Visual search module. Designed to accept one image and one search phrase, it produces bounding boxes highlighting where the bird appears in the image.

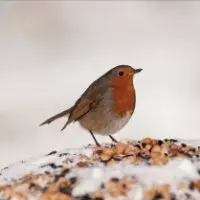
[40,65,142,146]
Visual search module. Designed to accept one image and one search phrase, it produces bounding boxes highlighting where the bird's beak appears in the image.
[135,68,143,74]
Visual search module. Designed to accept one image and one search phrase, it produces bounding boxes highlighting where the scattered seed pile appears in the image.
[1,138,200,200]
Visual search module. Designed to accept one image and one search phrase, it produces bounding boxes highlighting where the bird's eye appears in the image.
[118,71,124,76]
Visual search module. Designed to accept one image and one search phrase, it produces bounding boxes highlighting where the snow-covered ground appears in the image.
[1,138,200,200]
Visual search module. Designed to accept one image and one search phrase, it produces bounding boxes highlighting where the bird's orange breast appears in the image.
[109,77,136,117]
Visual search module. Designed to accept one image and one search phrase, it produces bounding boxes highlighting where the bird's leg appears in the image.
[89,130,101,146]
[109,135,118,143]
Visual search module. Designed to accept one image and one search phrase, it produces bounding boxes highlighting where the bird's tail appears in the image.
[40,107,73,126]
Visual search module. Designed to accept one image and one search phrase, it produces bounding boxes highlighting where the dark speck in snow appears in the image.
[110,177,119,182]
[47,150,57,156]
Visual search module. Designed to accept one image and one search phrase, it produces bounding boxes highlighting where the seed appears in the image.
[142,138,152,145]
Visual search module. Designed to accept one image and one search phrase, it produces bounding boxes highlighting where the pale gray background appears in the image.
[0,1,199,168]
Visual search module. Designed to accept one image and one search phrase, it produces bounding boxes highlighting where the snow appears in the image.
[1,139,200,199]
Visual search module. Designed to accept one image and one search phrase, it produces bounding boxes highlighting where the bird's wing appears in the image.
[60,84,107,131]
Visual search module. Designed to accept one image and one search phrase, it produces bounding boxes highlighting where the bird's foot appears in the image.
[109,135,118,143]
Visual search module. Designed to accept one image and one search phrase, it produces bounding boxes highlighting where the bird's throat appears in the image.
[111,81,136,117]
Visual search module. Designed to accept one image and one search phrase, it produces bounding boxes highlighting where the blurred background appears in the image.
[0,1,199,168]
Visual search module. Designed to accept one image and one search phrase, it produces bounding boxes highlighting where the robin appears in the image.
[40,65,142,146]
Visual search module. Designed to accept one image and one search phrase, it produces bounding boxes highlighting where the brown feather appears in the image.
[60,85,107,131]
[40,107,73,126]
